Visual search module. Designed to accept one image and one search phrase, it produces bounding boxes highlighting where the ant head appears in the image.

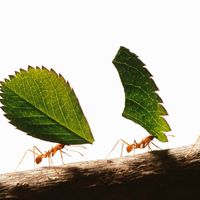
[57,144,65,149]
[147,135,154,141]
[52,144,65,156]
[126,145,134,153]
[35,156,42,164]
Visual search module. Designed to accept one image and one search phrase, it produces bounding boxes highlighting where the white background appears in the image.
[0,0,200,174]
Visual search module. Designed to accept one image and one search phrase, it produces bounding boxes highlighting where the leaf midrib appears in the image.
[113,60,149,79]
[125,97,164,129]
[4,84,79,137]
[42,71,87,141]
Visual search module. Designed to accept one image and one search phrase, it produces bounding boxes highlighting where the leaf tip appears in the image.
[42,66,48,71]
[4,78,10,83]
[19,68,27,74]
[157,133,168,142]
[8,75,15,80]
[59,73,68,84]
[50,68,58,77]
[28,65,34,70]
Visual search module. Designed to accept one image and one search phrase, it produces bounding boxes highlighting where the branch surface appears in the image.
[0,144,200,200]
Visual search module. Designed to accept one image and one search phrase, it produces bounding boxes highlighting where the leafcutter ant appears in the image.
[106,135,161,159]
[16,143,86,170]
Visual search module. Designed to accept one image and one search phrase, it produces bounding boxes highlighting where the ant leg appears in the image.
[69,145,87,150]
[62,148,72,157]
[64,146,84,157]
[46,155,60,175]
[47,156,51,167]
[64,146,86,156]
[33,147,36,169]
[106,139,130,159]
[48,155,54,167]
[186,135,200,157]
[120,142,124,157]
[15,149,40,171]
[134,148,135,157]
[33,146,43,154]
[147,144,152,151]
[150,142,161,150]
[59,150,64,164]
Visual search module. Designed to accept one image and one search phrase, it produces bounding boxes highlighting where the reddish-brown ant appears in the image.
[16,143,85,170]
[35,143,66,165]
[107,135,161,158]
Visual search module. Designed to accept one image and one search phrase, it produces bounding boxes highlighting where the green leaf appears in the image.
[0,66,94,145]
[112,46,171,142]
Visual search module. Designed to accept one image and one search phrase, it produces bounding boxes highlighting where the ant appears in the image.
[35,143,66,165]
[107,135,161,159]
[16,143,85,170]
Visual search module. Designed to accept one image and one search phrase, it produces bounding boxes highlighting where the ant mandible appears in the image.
[107,135,161,158]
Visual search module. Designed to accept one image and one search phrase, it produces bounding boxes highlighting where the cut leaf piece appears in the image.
[0,66,94,145]
[112,46,171,142]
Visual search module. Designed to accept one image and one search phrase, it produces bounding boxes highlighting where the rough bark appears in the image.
[0,144,200,200]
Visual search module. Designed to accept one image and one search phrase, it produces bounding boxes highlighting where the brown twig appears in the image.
[0,144,200,200]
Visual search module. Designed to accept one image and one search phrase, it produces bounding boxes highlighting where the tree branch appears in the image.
[0,144,200,200]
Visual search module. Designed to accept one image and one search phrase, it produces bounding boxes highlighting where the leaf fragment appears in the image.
[113,46,171,142]
[0,67,94,144]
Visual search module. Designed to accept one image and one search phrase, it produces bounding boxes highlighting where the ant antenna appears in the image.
[64,146,84,157]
